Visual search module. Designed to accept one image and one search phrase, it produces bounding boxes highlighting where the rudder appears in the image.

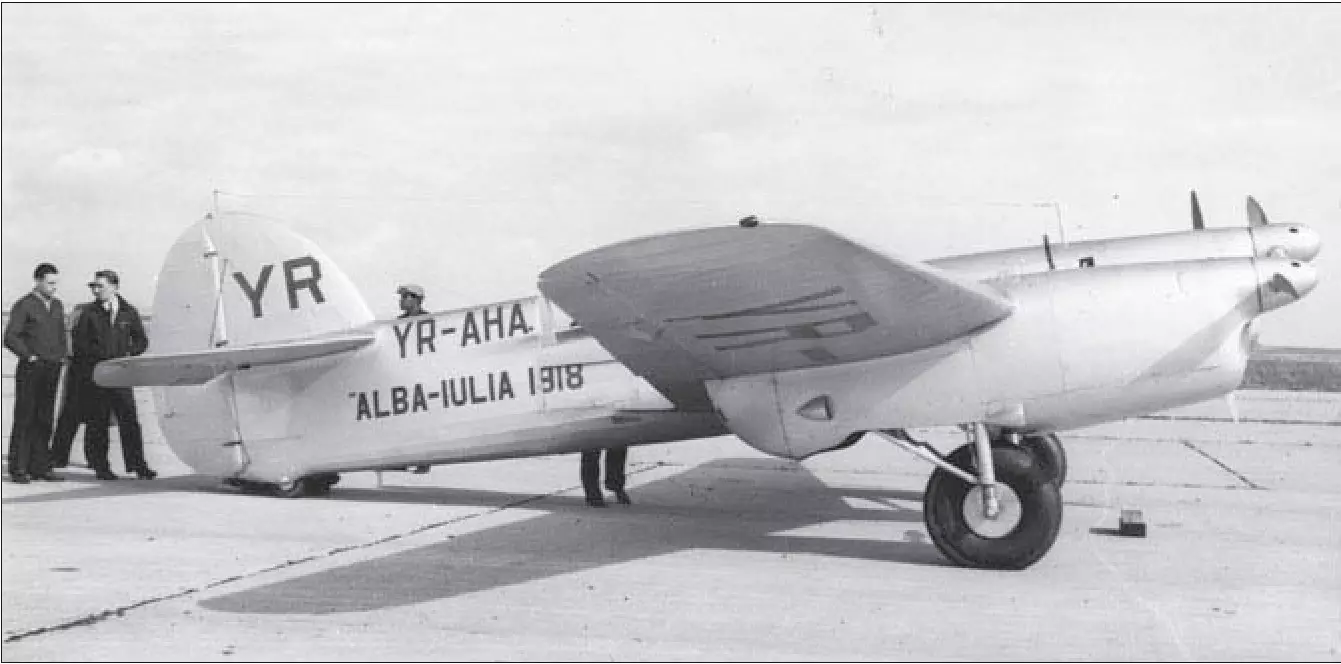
[152,211,373,352]
[148,211,373,478]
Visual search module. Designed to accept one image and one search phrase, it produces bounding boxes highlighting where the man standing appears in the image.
[397,284,428,318]
[580,446,631,508]
[49,302,96,468]
[4,263,68,483]
[74,270,155,480]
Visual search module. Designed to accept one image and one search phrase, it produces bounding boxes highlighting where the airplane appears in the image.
[93,193,1321,570]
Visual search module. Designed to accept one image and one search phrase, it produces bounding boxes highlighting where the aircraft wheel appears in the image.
[270,476,331,498]
[1017,433,1067,488]
[923,445,1062,570]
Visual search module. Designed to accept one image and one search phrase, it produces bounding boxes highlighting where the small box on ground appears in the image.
[1119,509,1147,537]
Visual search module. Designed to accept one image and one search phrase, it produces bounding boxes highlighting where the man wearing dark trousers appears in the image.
[580,446,630,507]
[4,263,68,483]
[49,303,96,468]
[74,270,155,481]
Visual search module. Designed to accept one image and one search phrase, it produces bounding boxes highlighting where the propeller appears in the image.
[1267,272,1301,299]
[1225,393,1240,425]
[1247,195,1270,227]
[1190,190,1205,230]
[1190,191,1277,231]
[1244,319,1262,349]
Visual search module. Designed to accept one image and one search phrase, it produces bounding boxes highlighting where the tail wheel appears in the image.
[270,478,312,498]
[924,445,1062,570]
[1018,433,1066,488]
[270,474,338,498]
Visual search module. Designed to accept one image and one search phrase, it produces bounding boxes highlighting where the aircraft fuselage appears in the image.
[145,215,1319,484]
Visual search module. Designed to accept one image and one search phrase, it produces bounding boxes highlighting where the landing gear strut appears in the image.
[878,425,1062,570]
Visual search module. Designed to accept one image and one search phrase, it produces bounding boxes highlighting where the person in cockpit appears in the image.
[397,284,428,318]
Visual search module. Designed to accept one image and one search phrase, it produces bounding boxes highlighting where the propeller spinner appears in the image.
[1245,195,1323,262]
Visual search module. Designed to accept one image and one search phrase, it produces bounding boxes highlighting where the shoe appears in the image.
[32,472,64,482]
[9,474,30,484]
[134,468,157,480]
[95,470,119,481]
[585,496,607,508]
[612,489,632,505]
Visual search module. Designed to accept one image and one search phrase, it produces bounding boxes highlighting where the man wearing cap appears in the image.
[397,284,428,319]
[4,263,69,483]
[73,270,155,480]
[397,283,431,474]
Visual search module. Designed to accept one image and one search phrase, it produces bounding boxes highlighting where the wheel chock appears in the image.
[1118,509,1147,537]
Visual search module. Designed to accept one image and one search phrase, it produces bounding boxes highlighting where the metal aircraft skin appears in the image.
[95,195,1320,569]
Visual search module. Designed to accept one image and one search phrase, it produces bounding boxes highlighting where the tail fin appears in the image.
[152,211,374,353]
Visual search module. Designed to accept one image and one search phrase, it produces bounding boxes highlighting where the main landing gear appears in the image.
[1015,431,1066,489]
[879,425,1064,570]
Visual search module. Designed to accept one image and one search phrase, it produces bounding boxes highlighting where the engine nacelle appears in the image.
[705,257,1312,461]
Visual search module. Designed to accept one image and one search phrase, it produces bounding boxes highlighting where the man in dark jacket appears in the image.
[49,302,98,468]
[74,269,155,480]
[4,263,69,483]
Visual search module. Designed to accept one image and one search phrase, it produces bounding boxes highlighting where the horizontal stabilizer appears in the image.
[94,332,376,387]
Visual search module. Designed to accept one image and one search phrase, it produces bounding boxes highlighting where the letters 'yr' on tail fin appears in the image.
[152,211,374,354]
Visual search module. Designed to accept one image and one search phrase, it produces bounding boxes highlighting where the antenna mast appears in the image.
[1051,200,1066,246]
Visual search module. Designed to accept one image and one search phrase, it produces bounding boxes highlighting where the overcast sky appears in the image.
[3,4,1338,346]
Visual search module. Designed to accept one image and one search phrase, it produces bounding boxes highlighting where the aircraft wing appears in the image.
[539,224,1014,410]
[94,331,376,387]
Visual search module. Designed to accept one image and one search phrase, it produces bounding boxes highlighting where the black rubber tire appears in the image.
[924,445,1063,570]
[1017,433,1067,488]
[270,478,310,498]
[269,476,333,498]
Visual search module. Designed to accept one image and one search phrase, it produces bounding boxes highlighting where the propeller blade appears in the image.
[1247,195,1270,227]
[1225,393,1240,425]
[1245,320,1262,353]
[1268,272,1300,299]
[1190,190,1205,230]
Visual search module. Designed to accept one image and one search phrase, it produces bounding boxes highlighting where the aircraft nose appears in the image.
[1255,224,1323,262]
[1290,225,1323,262]
[1255,258,1318,313]
[1289,260,1320,299]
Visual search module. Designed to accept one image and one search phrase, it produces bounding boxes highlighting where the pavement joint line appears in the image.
[1070,433,1321,447]
[1068,478,1245,490]
[642,459,1257,492]
[2,462,670,646]
[1137,414,1341,426]
[1177,438,1265,490]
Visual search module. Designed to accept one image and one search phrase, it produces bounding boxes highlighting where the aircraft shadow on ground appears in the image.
[200,458,945,615]
[1,473,226,504]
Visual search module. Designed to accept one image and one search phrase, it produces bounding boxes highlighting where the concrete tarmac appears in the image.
[3,390,1338,661]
